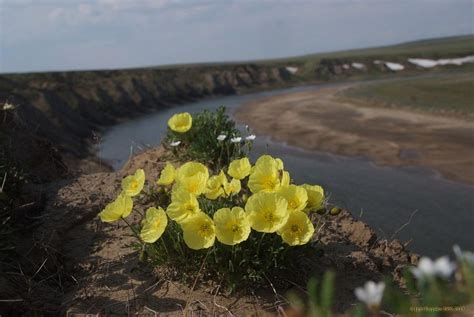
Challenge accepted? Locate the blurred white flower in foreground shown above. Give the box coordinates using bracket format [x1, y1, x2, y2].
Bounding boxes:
[245, 134, 256, 141]
[453, 245, 474, 265]
[354, 281, 385, 307]
[230, 137, 242, 143]
[411, 256, 456, 280]
[217, 134, 226, 141]
[2, 102, 15, 111]
[170, 141, 181, 147]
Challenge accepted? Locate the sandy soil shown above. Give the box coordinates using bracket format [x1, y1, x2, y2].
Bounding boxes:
[1, 147, 426, 316]
[235, 85, 474, 185]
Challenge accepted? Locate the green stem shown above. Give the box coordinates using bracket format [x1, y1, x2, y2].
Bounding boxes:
[160, 238, 169, 257]
[256, 233, 266, 257]
[121, 217, 141, 242]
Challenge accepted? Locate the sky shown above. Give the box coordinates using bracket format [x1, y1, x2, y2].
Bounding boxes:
[0, 0, 472, 73]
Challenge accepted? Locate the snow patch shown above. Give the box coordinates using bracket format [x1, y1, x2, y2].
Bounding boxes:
[285, 66, 298, 74]
[342, 64, 350, 69]
[385, 62, 404, 71]
[351, 62, 365, 70]
[408, 56, 474, 68]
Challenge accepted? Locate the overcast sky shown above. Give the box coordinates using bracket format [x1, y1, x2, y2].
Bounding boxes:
[0, 0, 472, 73]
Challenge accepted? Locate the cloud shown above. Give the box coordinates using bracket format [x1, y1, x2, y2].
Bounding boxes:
[1, 0, 473, 73]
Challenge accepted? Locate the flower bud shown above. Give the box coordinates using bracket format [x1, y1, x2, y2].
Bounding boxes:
[330, 207, 342, 216]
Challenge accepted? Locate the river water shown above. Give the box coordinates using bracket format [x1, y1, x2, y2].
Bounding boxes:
[98, 83, 474, 257]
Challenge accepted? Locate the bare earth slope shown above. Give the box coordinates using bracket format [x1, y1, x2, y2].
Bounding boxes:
[235, 85, 474, 185]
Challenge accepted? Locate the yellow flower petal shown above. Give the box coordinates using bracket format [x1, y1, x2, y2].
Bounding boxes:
[166, 189, 200, 223]
[281, 170, 290, 187]
[224, 178, 241, 197]
[168, 112, 192, 133]
[122, 169, 145, 197]
[278, 185, 308, 213]
[175, 162, 209, 195]
[157, 162, 175, 186]
[140, 207, 168, 243]
[177, 173, 208, 196]
[245, 192, 289, 233]
[255, 155, 278, 169]
[205, 170, 226, 200]
[181, 212, 216, 250]
[302, 184, 325, 212]
[275, 158, 284, 171]
[214, 207, 251, 245]
[98, 193, 133, 222]
[278, 210, 314, 246]
[228, 157, 252, 180]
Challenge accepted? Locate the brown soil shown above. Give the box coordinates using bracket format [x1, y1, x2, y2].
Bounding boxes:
[1, 147, 423, 316]
[234, 85, 474, 185]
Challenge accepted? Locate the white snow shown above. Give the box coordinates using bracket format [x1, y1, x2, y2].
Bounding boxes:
[408, 55, 474, 68]
[351, 62, 365, 70]
[384, 62, 405, 71]
[408, 58, 438, 68]
[285, 66, 298, 74]
[373, 60, 382, 65]
[342, 64, 350, 69]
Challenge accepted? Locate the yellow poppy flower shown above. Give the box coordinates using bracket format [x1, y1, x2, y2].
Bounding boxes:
[175, 162, 209, 195]
[166, 189, 200, 223]
[224, 178, 241, 197]
[213, 207, 251, 245]
[228, 157, 251, 180]
[157, 162, 175, 186]
[122, 169, 145, 197]
[181, 212, 216, 250]
[205, 170, 226, 200]
[248, 163, 281, 193]
[278, 210, 314, 246]
[168, 112, 192, 133]
[245, 192, 289, 233]
[302, 184, 325, 212]
[278, 185, 308, 213]
[140, 207, 168, 243]
[98, 193, 133, 222]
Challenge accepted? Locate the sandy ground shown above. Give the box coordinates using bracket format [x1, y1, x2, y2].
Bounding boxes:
[235, 85, 474, 185]
[1, 147, 426, 316]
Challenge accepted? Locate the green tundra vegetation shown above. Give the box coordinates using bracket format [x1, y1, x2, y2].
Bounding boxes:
[341, 68, 474, 114]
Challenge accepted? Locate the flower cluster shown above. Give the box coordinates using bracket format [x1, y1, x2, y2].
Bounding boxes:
[164, 108, 253, 171]
[99, 154, 325, 252]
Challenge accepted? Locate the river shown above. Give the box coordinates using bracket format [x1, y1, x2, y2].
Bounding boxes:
[98, 83, 474, 257]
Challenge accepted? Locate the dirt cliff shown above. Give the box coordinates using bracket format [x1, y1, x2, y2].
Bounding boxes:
[0, 64, 293, 170]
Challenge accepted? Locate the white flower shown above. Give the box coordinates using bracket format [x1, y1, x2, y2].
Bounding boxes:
[245, 134, 256, 141]
[2, 102, 15, 111]
[230, 137, 242, 143]
[170, 141, 181, 147]
[411, 256, 456, 280]
[217, 134, 227, 141]
[354, 281, 385, 307]
[453, 245, 474, 265]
